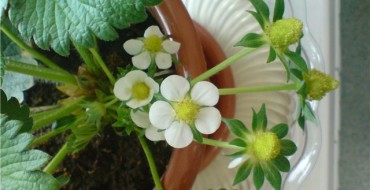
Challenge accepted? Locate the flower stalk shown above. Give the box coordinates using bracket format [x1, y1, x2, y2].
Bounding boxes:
[43, 143, 69, 174]
[136, 131, 164, 190]
[89, 48, 116, 85]
[202, 138, 244, 150]
[218, 83, 297, 95]
[191, 48, 255, 85]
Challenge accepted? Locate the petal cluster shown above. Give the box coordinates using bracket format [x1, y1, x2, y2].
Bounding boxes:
[149, 75, 221, 148]
[130, 110, 165, 141]
[123, 25, 180, 70]
[113, 70, 159, 109]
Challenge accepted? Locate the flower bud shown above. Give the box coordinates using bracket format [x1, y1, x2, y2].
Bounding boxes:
[304, 69, 339, 100]
[266, 18, 303, 50]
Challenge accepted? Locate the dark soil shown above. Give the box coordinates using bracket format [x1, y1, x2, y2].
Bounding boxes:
[24, 13, 173, 190]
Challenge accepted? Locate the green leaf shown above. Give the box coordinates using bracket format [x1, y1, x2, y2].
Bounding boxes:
[252, 104, 267, 132]
[8, 0, 162, 56]
[272, 155, 290, 172]
[262, 163, 282, 190]
[249, 0, 270, 27]
[267, 47, 277, 63]
[273, 0, 285, 22]
[285, 51, 309, 73]
[230, 138, 247, 148]
[223, 118, 249, 137]
[236, 33, 267, 48]
[253, 163, 265, 190]
[0, 115, 59, 190]
[0, 90, 32, 133]
[233, 159, 253, 185]
[280, 139, 297, 156]
[270, 123, 288, 139]
[0, 0, 7, 18]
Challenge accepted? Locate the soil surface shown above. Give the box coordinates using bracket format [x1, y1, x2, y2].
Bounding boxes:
[25, 13, 173, 190]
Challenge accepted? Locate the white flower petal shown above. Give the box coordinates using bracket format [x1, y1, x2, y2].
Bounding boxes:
[113, 77, 131, 101]
[164, 121, 193, 148]
[145, 76, 159, 93]
[195, 107, 221, 134]
[123, 39, 143, 55]
[162, 40, 181, 54]
[145, 126, 165, 141]
[130, 110, 150, 129]
[155, 52, 172, 69]
[132, 51, 151, 70]
[160, 75, 190, 101]
[191, 81, 219, 106]
[149, 101, 175, 129]
[144, 25, 164, 38]
[127, 99, 149, 109]
[228, 157, 246, 169]
[124, 70, 147, 84]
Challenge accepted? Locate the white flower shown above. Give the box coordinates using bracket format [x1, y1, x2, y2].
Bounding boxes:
[113, 70, 159, 109]
[130, 109, 165, 141]
[149, 75, 221, 148]
[123, 25, 180, 70]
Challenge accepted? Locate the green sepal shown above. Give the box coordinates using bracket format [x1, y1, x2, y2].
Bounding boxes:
[252, 104, 267, 132]
[267, 47, 277, 63]
[262, 163, 282, 190]
[226, 150, 247, 159]
[277, 53, 291, 81]
[273, 0, 285, 22]
[270, 123, 288, 139]
[272, 155, 290, 172]
[236, 33, 267, 48]
[233, 159, 253, 185]
[290, 68, 304, 81]
[280, 139, 297, 156]
[249, 0, 270, 27]
[191, 126, 203, 143]
[230, 138, 247, 148]
[247, 11, 267, 30]
[303, 102, 318, 125]
[223, 118, 249, 138]
[285, 51, 309, 73]
[253, 163, 265, 190]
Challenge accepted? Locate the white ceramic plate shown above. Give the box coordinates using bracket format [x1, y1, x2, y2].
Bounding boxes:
[182, 0, 320, 189]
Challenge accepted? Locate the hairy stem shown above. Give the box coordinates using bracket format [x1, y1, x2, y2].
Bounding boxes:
[72, 41, 99, 75]
[43, 143, 69, 174]
[31, 97, 84, 132]
[202, 138, 244, 150]
[219, 83, 298, 95]
[0, 24, 65, 71]
[89, 48, 115, 85]
[31, 126, 69, 147]
[137, 132, 163, 190]
[4, 59, 78, 85]
[191, 48, 255, 85]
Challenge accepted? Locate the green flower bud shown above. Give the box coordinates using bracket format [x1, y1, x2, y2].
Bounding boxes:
[266, 18, 303, 50]
[304, 69, 339, 100]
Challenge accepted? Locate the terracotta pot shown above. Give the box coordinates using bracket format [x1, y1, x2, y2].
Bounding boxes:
[150, 0, 235, 189]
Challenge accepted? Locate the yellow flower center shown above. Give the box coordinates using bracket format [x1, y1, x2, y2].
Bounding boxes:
[251, 132, 281, 161]
[175, 99, 200, 124]
[132, 82, 150, 100]
[144, 35, 163, 53]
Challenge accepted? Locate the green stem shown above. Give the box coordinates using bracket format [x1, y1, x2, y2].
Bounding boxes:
[31, 126, 69, 147]
[219, 83, 298, 95]
[4, 59, 78, 85]
[136, 132, 163, 190]
[202, 138, 243, 150]
[73, 41, 99, 75]
[0, 24, 65, 71]
[43, 143, 69, 174]
[104, 98, 119, 108]
[31, 97, 84, 132]
[191, 48, 255, 85]
[89, 48, 115, 85]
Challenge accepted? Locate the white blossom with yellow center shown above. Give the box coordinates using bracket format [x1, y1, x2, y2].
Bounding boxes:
[113, 70, 159, 109]
[130, 109, 165, 141]
[123, 25, 181, 70]
[149, 75, 221, 148]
